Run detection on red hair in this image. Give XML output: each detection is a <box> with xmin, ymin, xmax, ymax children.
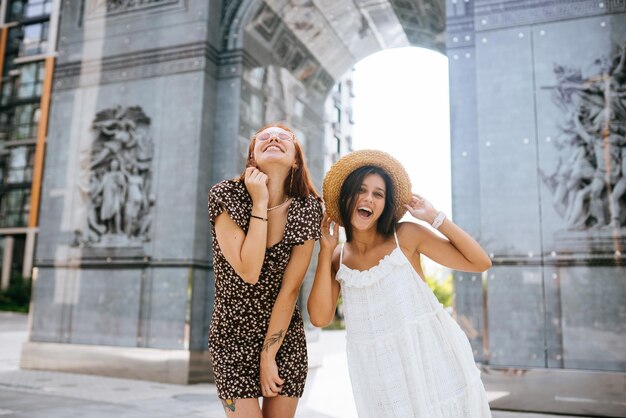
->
<box><xmin>239</xmin><ymin>123</ymin><xmax>320</xmax><ymax>199</ymax></box>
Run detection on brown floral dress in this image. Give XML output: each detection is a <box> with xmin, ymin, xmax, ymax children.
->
<box><xmin>208</xmin><ymin>179</ymin><xmax>322</xmax><ymax>400</ymax></box>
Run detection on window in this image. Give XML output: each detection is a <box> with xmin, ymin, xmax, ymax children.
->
<box><xmin>1</xmin><ymin>82</ymin><xmax>13</xmax><ymax>107</ymax></box>
<box><xmin>0</xmin><ymin>188</ymin><xmax>31</xmax><ymax>228</ymax></box>
<box><xmin>346</xmin><ymin>79</ymin><xmax>355</xmax><ymax>97</ymax></box>
<box><xmin>12</xmin><ymin>104</ymin><xmax>40</xmax><ymax>141</ymax></box>
<box><xmin>0</xmin><ymin>145</ymin><xmax>36</xmax><ymax>184</ymax></box>
<box><xmin>0</xmin><ymin>104</ymin><xmax>41</xmax><ymax>142</ymax></box>
<box><xmin>21</xmin><ymin>22</ymin><xmax>49</xmax><ymax>56</ymax></box>
<box><xmin>7</xmin><ymin>0</ymin><xmax>53</xmax><ymax>21</ymax></box>
<box><xmin>1</xmin><ymin>62</ymin><xmax>45</xmax><ymax>106</ymax></box>
<box><xmin>0</xmin><ymin>113</ymin><xmax>10</xmax><ymax>142</ymax></box>
<box><xmin>9</xmin><ymin>22</ymin><xmax>50</xmax><ymax>58</ymax></box>
<box><xmin>0</xmin><ymin>145</ymin><xmax>36</xmax><ymax>185</ymax></box>
<box><xmin>17</xmin><ymin>62</ymin><xmax>45</xmax><ymax>99</ymax></box>
<box><xmin>333</xmin><ymin>105</ymin><xmax>341</xmax><ymax>123</ymax></box>
<box><xmin>6</xmin><ymin>27</ymin><xmax>23</xmax><ymax>57</ymax></box>
<box><xmin>250</xmin><ymin>94</ymin><xmax>262</xmax><ymax>125</ymax></box>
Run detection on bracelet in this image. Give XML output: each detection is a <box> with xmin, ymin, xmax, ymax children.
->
<box><xmin>250</xmin><ymin>214</ymin><xmax>268</xmax><ymax>222</ymax></box>
<box><xmin>431</xmin><ymin>211</ymin><xmax>446</xmax><ymax>229</ymax></box>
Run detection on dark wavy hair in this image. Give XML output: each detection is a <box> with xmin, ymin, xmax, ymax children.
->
<box><xmin>339</xmin><ymin>166</ymin><xmax>397</xmax><ymax>242</ymax></box>
<box><xmin>239</xmin><ymin>123</ymin><xmax>319</xmax><ymax>198</ymax></box>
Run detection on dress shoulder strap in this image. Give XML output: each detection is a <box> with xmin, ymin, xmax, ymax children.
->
<box><xmin>339</xmin><ymin>242</ymin><xmax>345</xmax><ymax>265</ymax></box>
<box><xmin>393</xmin><ymin>228</ymin><xmax>400</xmax><ymax>248</ymax></box>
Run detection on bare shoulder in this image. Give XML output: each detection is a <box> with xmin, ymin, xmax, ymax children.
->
<box><xmin>330</xmin><ymin>245</ymin><xmax>342</xmax><ymax>273</ymax></box>
<box><xmin>397</xmin><ymin>221</ymin><xmax>428</xmax><ymax>250</ymax></box>
<box><xmin>397</xmin><ymin>221</ymin><xmax>428</xmax><ymax>236</ymax></box>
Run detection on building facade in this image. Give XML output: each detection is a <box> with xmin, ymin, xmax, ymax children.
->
<box><xmin>0</xmin><ymin>0</ymin><xmax>59</xmax><ymax>290</ymax></box>
<box><xmin>324</xmin><ymin>71</ymin><xmax>355</xmax><ymax>170</ymax></box>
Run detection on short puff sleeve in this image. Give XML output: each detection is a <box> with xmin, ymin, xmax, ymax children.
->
<box><xmin>283</xmin><ymin>195</ymin><xmax>323</xmax><ymax>246</ymax></box>
<box><xmin>208</xmin><ymin>180</ymin><xmax>251</xmax><ymax>230</ymax></box>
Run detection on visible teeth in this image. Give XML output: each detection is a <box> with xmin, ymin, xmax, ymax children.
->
<box><xmin>267</xmin><ymin>146</ymin><xmax>280</xmax><ymax>151</ymax></box>
<box><xmin>358</xmin><ymin>207</ymin><xmax>372</xmax><ymax>214</ymax></box>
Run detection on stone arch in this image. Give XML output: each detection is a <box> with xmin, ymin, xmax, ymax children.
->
<box><xmin>220</xmin><ymin>0</ymin><xmax>264</xmax><ymax>51</ymax></box>
<box><xmin>211</xmin><ymin>0</ymin><xmax>447</xmax><ymax>185</ymax></box>
<box><xmin>220</xmin><ymin>0</ymin><xmax>446</xmax><ymax>75</ymax></box>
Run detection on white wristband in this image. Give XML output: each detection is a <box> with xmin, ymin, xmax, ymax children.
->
<box><xmin>431</xmin><ymin>211</ymin><xmax>446</xmax><ymax>229</ymax></box>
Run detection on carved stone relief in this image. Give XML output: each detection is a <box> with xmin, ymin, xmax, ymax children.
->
<box><xmin>76</xmin><ymin>106</ymin><xmax>154</xmax><ymax>247</ymax></box>
<box><xmin>246</xmin><ymin>3</ymin><xmax>339</xmax><ymax>90</ymax></box>
<box><xmin>252</xmin><ymin>3</ymin><xmax>281</xmax><ymax>42</ymax></box>
<box><xmin>541</xmin><ymin>43</ymin><xmax>626</xmax><ymax>230</ymax></box>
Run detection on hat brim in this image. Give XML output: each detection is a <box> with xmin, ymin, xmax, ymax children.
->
<box><xmin>322</xmin><ymin>149</ymin><xmax>413</xmax><ymax>226</ymax></box>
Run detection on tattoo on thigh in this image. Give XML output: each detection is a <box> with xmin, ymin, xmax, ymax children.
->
<box><xmin>221</xmin><ymin>399</ymin><xmax>236</xmax><ymax>412</ymax></box>
<box><xmin>263</xmin><ymin>329</ymin><xmax>285</xmax><ymax>352</ymax></box>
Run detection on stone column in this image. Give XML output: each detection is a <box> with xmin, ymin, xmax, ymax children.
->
<box><xmin>21</xmin><ymin>0</ymin><xmax>222</xmax><ymax>384</ymax></box>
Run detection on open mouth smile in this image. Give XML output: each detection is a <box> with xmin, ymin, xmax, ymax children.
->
<box><xmin>357</xmin><ymin>206</ymin><xmax>373</xmax><ymax>219</ymax></box>
<box><xmin>264</xmin><ymin>145</ymin><xmax>284</xmax><ymax>152</ymax></box>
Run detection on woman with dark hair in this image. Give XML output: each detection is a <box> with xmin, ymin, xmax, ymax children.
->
<box><xmin>208</xmin><ymin>124</ymin><xmax>322</xmax><ymax>417</ymax></box>
<box><xmin>308</xmin><ymin>150</ymin><xmax>492</xmax><ymax>417</ymax></box>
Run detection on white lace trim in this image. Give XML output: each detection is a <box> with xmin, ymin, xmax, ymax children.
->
<box><xmin>335</xmin><ymin>247</ymin><xmax>406</xmax><ymax>288</ymax></box>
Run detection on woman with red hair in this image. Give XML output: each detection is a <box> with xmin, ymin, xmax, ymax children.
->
<box><xmin>208</xmin><ymin>124</ymin><xmax>322</xmax><ymax>417</ymax></box>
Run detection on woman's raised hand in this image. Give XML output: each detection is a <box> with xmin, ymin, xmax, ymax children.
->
<box><xmin>404</xmin><ymin>193</ymin><xmax>439</xmax><ymax>224</ymax></box>
<box><xmin>244</xmin><ymin>166</ymin><xmax>269</xmax><ymax>206</ymax></box>
<box><xmin>320</xmin><ymin>212</ymin><xmax>340</xmax><ymax>254</ymax></box>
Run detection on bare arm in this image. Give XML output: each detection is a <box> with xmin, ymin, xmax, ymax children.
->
<box><xmin>260</xmin><ymin>240</ymin><xmax>315</xmax><ymax>397</ymax></box>
<box><xmin>401</xmin><ymin>221</ymin><xmax>491</xmax><ymax>273</ymax></box>
<box><xmin>307</xmin><ymin>213</ymin><xmax>341</xmax><ymax>328</ymax></box>
<box><xmin>213</xmin><ymin>168</ymin><xmax>269</xmax><ymax>284</ymax></box>
<box><xmin>214</xmin><ymin>210</ymin><xmax>267</xmax><ymax>284</ymax></box>
<box><xmin>403</xmin><ymin>194</ymin><xmax>492</xmax><ymax>273</ymax></box>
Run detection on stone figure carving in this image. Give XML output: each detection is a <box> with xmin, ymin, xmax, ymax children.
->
<box><xmin>541</xmin><ymin>43</ymin><xmax>626</xmax><ymax>229</ymax></box>
<box><xmin>90</xmin><ymin>117</ymin><xmax>137</xmax><ymax>169</ymax></box>
<box><xmin>124</xmin><ymin>165</ymin><xmax>146</xmax><ymax>236</ymax></box>
<box><xmin>77</xmin><ymin>106</ymin><xmax>154</xmax><ymax>247</ymax></box>
<box><xmin>98</xmin><ymin>159</ymin><xmax>127</xmax><ymax>235</ymax></box>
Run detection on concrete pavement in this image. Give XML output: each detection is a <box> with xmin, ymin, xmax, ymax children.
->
<box><xmin>0</xmin><ymin>312</ymin><xmax>586</xmax><ymax>418</ymax></box>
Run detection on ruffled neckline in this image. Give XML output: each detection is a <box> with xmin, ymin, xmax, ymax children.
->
<box><xmin>336</xmin><ymin>247</ymin><xmax>407</xmax><ymax>288</ymax></box>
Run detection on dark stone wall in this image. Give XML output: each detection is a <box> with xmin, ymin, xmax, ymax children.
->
<box><xmin>448</xmin><ymin>0</ymin><xmax>626</xmax><ymax>372</ymax></box>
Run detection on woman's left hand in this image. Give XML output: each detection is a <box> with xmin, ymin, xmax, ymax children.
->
<box><xmin>260</xmin><ymin>355</ymin><xmax>284</xmax><ymax>398</ymax></box>
<box><xmin>403</xmin><ymin>193</ymin><xmax>439</xmax><ymax>224</ymax></box>
<box><xmin>320</xmin><ymin>212</ymin><xmax>340</xmax><ymax>255</ymax></box>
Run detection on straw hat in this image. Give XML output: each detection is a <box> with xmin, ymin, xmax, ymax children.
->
<box><xmin>323</xmin><ymin>149</ymin><xmax>412</xmax><ymax>225</ymax></box>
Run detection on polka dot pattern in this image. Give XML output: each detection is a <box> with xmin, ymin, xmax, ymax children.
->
<box><xmin>207</xmin><ymin>179</ymin><xmax>322</xmax><ymax>400</ymax></box>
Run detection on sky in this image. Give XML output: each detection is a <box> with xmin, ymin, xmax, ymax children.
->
<box><xmin>350</xmin><ymin>47</ymin><xmax>452</xmax><ymax>223</ymax></box>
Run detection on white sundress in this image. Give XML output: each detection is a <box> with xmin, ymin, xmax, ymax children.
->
<box><xmin>335</xmin><ymin>231</ymin><xmax>492</xmax><ymax>418</ymax></box>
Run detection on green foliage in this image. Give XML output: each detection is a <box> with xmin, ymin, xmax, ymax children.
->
<box><xmin>425</xmin><ymin>272</ymin><xmax>454</xmax><ymax>308</ymax></box>
<box><xmin>323</xmin><ymin>293</ymin><xmax>345</xmax><ymax>330</ymax></box>
<box><xmin>322</xmin><ymin>318</ymin><xmax>345</xmax><ymax>330</ymax></box>
<box><xmin>0</xmin><ymin>272</ymin><xmax>31</xmax><ymax>313</ymax></box>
